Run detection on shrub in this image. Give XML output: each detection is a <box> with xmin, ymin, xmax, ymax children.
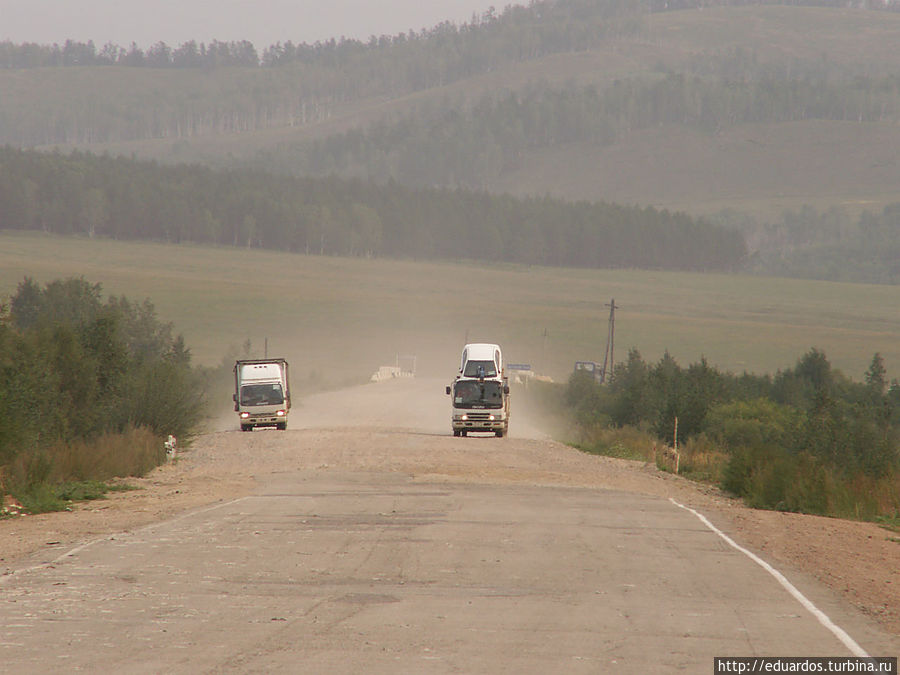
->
<box><xmin>17</xmin><ymin>483</ymin><xmax>69</xmax><ymax>514</ymax></box>
<box><xmin>15</xmin><ymin>480</ymin><xmax>135</xmax><ymax>515</ymax></box>
<box><xmin>6</xmin><ymin>427</ymin><xmax>164</xmax><ymax>513</ymax></box>
<box><xmin>561</xmin><ymin>347</ymin><xmax>900</xmax><ymax>521</ymax></box>
<box><xmin>677</xmin><ymin>433</ymin><xmax>728</xmax><ymax>484</ymax></box>
<box><xmin>705</xmin><ymin>398</ymin><xmax>802</xmax><ymax>452</ymax></box>
<box><xmin>0</xmin><ymin>276</ymin><xmax>205</xmax><ymax>513</ymax></box>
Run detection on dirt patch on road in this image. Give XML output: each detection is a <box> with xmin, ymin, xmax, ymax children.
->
<box><xmin>3</xmin><ymin>379</ymin><xmax>898</xmax><ymax>637</ymax></box>
<box><xmin>0</xmin><ymin>456</ymin><xmax>255</xmax><ymax>567</ymax></box>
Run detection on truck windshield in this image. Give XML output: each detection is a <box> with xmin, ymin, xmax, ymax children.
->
<box><xmin>240</xmin><ymin>383</ymin><xmax>285</xmax><ymax>406</ymax></box>
<box><xmin>462</xmin><ymin>360</ymin><xmax>497</xmax><ymax>378</ymax></box>
<box><xmin>453</xmin><ymin>380</ymin><xmax>504</xmax><ymax>409</ymax></box>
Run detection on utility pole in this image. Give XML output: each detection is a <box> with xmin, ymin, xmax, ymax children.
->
<box><xmin>541</xmin><ymin>327</ymin><xmax>549</xmax><ymax>372</ymax></box>
<box><xmin>600</xmin><ymin>298</ymin><xmax>619</xmax><ymax>383</ymax></box>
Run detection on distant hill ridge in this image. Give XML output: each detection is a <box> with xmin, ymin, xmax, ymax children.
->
<box><xmin>3</xmin><ymin>1</ymin><xmax>900</xmax><ymax>283</ymax></box>
<box><xmin>3</xmin><ymin>0</ymin><xmax>899</xmax><ymax>71</ymax></box>
<box><xmin>4</xmin><ymin>1</ymin><xmax>900</xmax><ymax>148</ymax></box>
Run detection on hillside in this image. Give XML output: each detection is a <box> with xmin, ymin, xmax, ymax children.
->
<box><xmin>1</xmin><ymin>4</ymin><xmax>896</xmax><ymax>218</ymax></box>
<box><xmin>3</xmin><ymin>2</ymin><xmax>900</xmax><ymax>282</ymax></box>
<box><xmin>497</xmin><ymin>120</ymin><xmax>900</xmax><ymax>217</ymax></box>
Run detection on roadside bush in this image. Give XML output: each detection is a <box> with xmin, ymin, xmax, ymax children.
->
<box><xmin>0</xmin><ymin>277</ymin><xmax>206</xmax><ymax>512</ymax></box>
<box><xmin>676</xmin><ymin>433</ymin><xmax>727</xmax><ymax>483</ymax></box>
<box><xmin>15</xmin><ymin>480</ymin><xmax>136</xmax><ymax>515</ymax></box>
<box><xmin>122</xmin><ymin>359</ymin><xmax>207</xmax><ymax>439</ymax></box>
<box><xmin>575</xmin><ymin>424</ymin><xmax>658</xmax><ymax>462</ymax></box>
<box><xmin>605</xmin><ymin>348</ymin><xmax>656</xmax><ymax>429</ymax></box>
<box><xmin>565</xmin><ymin>368</ymin><xmax>610</xmax><ymax>430</ymax></box>
<box><xmin>828</xmin><ymin>472</ymin><xmax>900</xmax><ymax>522</ymax></box>
<box><xmin>17</xmin><ymin>483</ymin><xmax>69</xmax><ymax>514</ymax></box>
<box><xmin>705</xmin><ymin>398</ymin><xmax>802</xmax><ymax>452</ymax></box>
<box><xmin>26</xmin><ymin>427</ymin><xmax>165</xmax><ymax>484</ymax></box>
<box><xmin>561</xmin><ymin>346</ymin><xmax>900</xmax><ymax>521</ymax></box>
<box><xmin>728</xmin><ymin>450</ymin><xmax>828</xmax><ymax>514</ymax></box>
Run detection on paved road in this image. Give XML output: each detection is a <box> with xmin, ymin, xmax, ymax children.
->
<box><xmin>2</xmin><ymin>379</ymin><xmax>897</xmax><ymax>672</ymax></box>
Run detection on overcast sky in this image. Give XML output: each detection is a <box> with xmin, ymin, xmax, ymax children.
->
<box><xmin>0</xmin><ymin>0</ymin><xmax>518</xmax><ymax>49</ymax></box>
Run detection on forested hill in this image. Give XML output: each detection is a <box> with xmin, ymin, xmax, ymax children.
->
<box><xmin>3</xmin><ymin>0</ymin><xmax>900</xmax><ymax>282</ymax></box>
<box><xmin>0</xmin><ymin>147</ymin><xmax>745</xmax><ymax>272</ymax></box>
<box><xmin>0</xmin><ymin>0</ymin><xmax>645</xmax><ymax>147</ymax></box>
<box><xmin>5</xmin><ymin>0</ymin><xmax>900</xmax><ymax>149</ymax></box>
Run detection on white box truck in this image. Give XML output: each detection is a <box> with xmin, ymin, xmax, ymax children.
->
<box><xmin>233</xmin><ymin>359</ymin><xmax>291</xmax><ymax>431</ymax></box>
<box><xmin>445</xmin><ymin>343</ymin><xmax>510</xmax><ymax>437</ymax></box>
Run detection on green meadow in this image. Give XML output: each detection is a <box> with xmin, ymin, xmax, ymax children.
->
<box><xmin>3</xmin><ymin>231</ymin><xmax>899</xmax><ymax>387</ymax></box>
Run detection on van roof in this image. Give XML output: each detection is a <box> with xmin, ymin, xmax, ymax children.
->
<box><xmin>464</xmin><ymin>343</ymin><xmax>501</xmax><ymax>359</ymax></box>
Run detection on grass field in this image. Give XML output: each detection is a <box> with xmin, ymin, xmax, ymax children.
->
<box><xmin>3</xmin><ymin>231</ymin><xmax>899</xmax><ymax>389</ymax></box>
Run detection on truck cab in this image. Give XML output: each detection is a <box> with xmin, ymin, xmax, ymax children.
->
<box><xmin>446</xmin><ymin>343</ymin><xmax>510</xmax><ymax>437</ymax></box>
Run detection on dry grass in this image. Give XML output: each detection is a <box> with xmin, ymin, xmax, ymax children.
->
<box><xmin>835</xmin><ymin>472</ymin><xmax>900</xmax><ymax>522</ymax></box>
<box><xmin>2</xmin><ymin>427</ymin><xmax>164</xmax><ymax>514</ymax></box>
<box><xmin>44</xmin><ymin>428</ymin><xmax>166</xmax><ymax>484</ymax></box>
<box><xmin>572</xmin><ymin>424</ymin><xmax>659</xmax><ymax>463</ymax></box>
<box><xmin>5</xmin><ymin>427</ymin><xmax>165</xmax><ymax>489</ymax></box>
<box><xmin>675</xmin><ymin>435</ymin><xmax>729</xmax><ymax>484</ymax></box>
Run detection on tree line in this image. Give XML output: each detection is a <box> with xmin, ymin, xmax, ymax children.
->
<box><xmin>254</xmin><ymin>75</ymin><xmax>900</xmax><ymax>191</ymax></box>
<box><xmin>6</xmin><ymin>61</ymin><xmax>900</xmax><ymax>158</ymax></box>
<box><xmin>2</xmin><ymin>1</ymin><xmax>897</xmax><ymax>148</ymax></box>
<box><xmin>565</xmin><ymin>348</ymin><xmax>900</xmax><ymax>519</ymax></box>
<box><xmin>0</xmin><ymin>0</ymin><xmax>640</xmax><ymax>72</ymax></box>
<box><xmin>0</xmin><ymin>278</ymin><xmax>207</xmax><ymax>511</ymax></box>
<box><xmin>716</xmin><ymin>204</ymin><xmax>900</xmax><ymax>285</ymax></box>
<box><xmin>0</xmin><ymin>146</ymin><xmax>746</xmax><ymax>271</ymax></box>
<box><xmin>0</xmin><ymin>39</ymin><xmax>260</xmax><ymax>69</ymax></box>
<box><xmin>0</xmin><ymin>0</ymin><xmax>642</xmax><ymax>147</ymax></box>
<box><xmin>3</xmin><ymin>0</ymin><xmax>897</xmax><ymax>72</ymax></box>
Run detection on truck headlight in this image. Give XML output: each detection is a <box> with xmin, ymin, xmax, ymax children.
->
<box><xmin>240</xmin><ymin>412</ymin><xmax>250</xmax><ymax>419</ymax></box>
<box><xmin>276</xmin><ymin>410</ymin><xmax>285</xmax><ymax>417</ymax></box>
<box><xmin>461</xmin><ymin>414</ymin><xmax>468</xmax><ymax>421</ymax></box>
<box><xmin>489</xmin><ymin>414</ymin><xmax>495</xmax><ymax>421</ymax></box>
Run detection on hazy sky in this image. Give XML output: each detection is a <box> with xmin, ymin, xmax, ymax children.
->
<box><xmin>0</xmin><ymin>0</ymin><xmax>517</xmax><ymax>49</ymax></box>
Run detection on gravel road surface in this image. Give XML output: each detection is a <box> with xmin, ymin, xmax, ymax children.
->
<box><xmin>1</xmin><ymin>378</ymin><xmax>897</xmax><ymax>673</ymax></box>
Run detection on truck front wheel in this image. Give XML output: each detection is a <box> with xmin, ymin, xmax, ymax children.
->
<box><xmin>276</xmin><ymin>422</ymin><xmax>287</xmax><ymax>431</ymax></box>
<box><xmin>240</xmin><ymin>424</ymin><xmax>252</xmax><ymax>432</ymax></box>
